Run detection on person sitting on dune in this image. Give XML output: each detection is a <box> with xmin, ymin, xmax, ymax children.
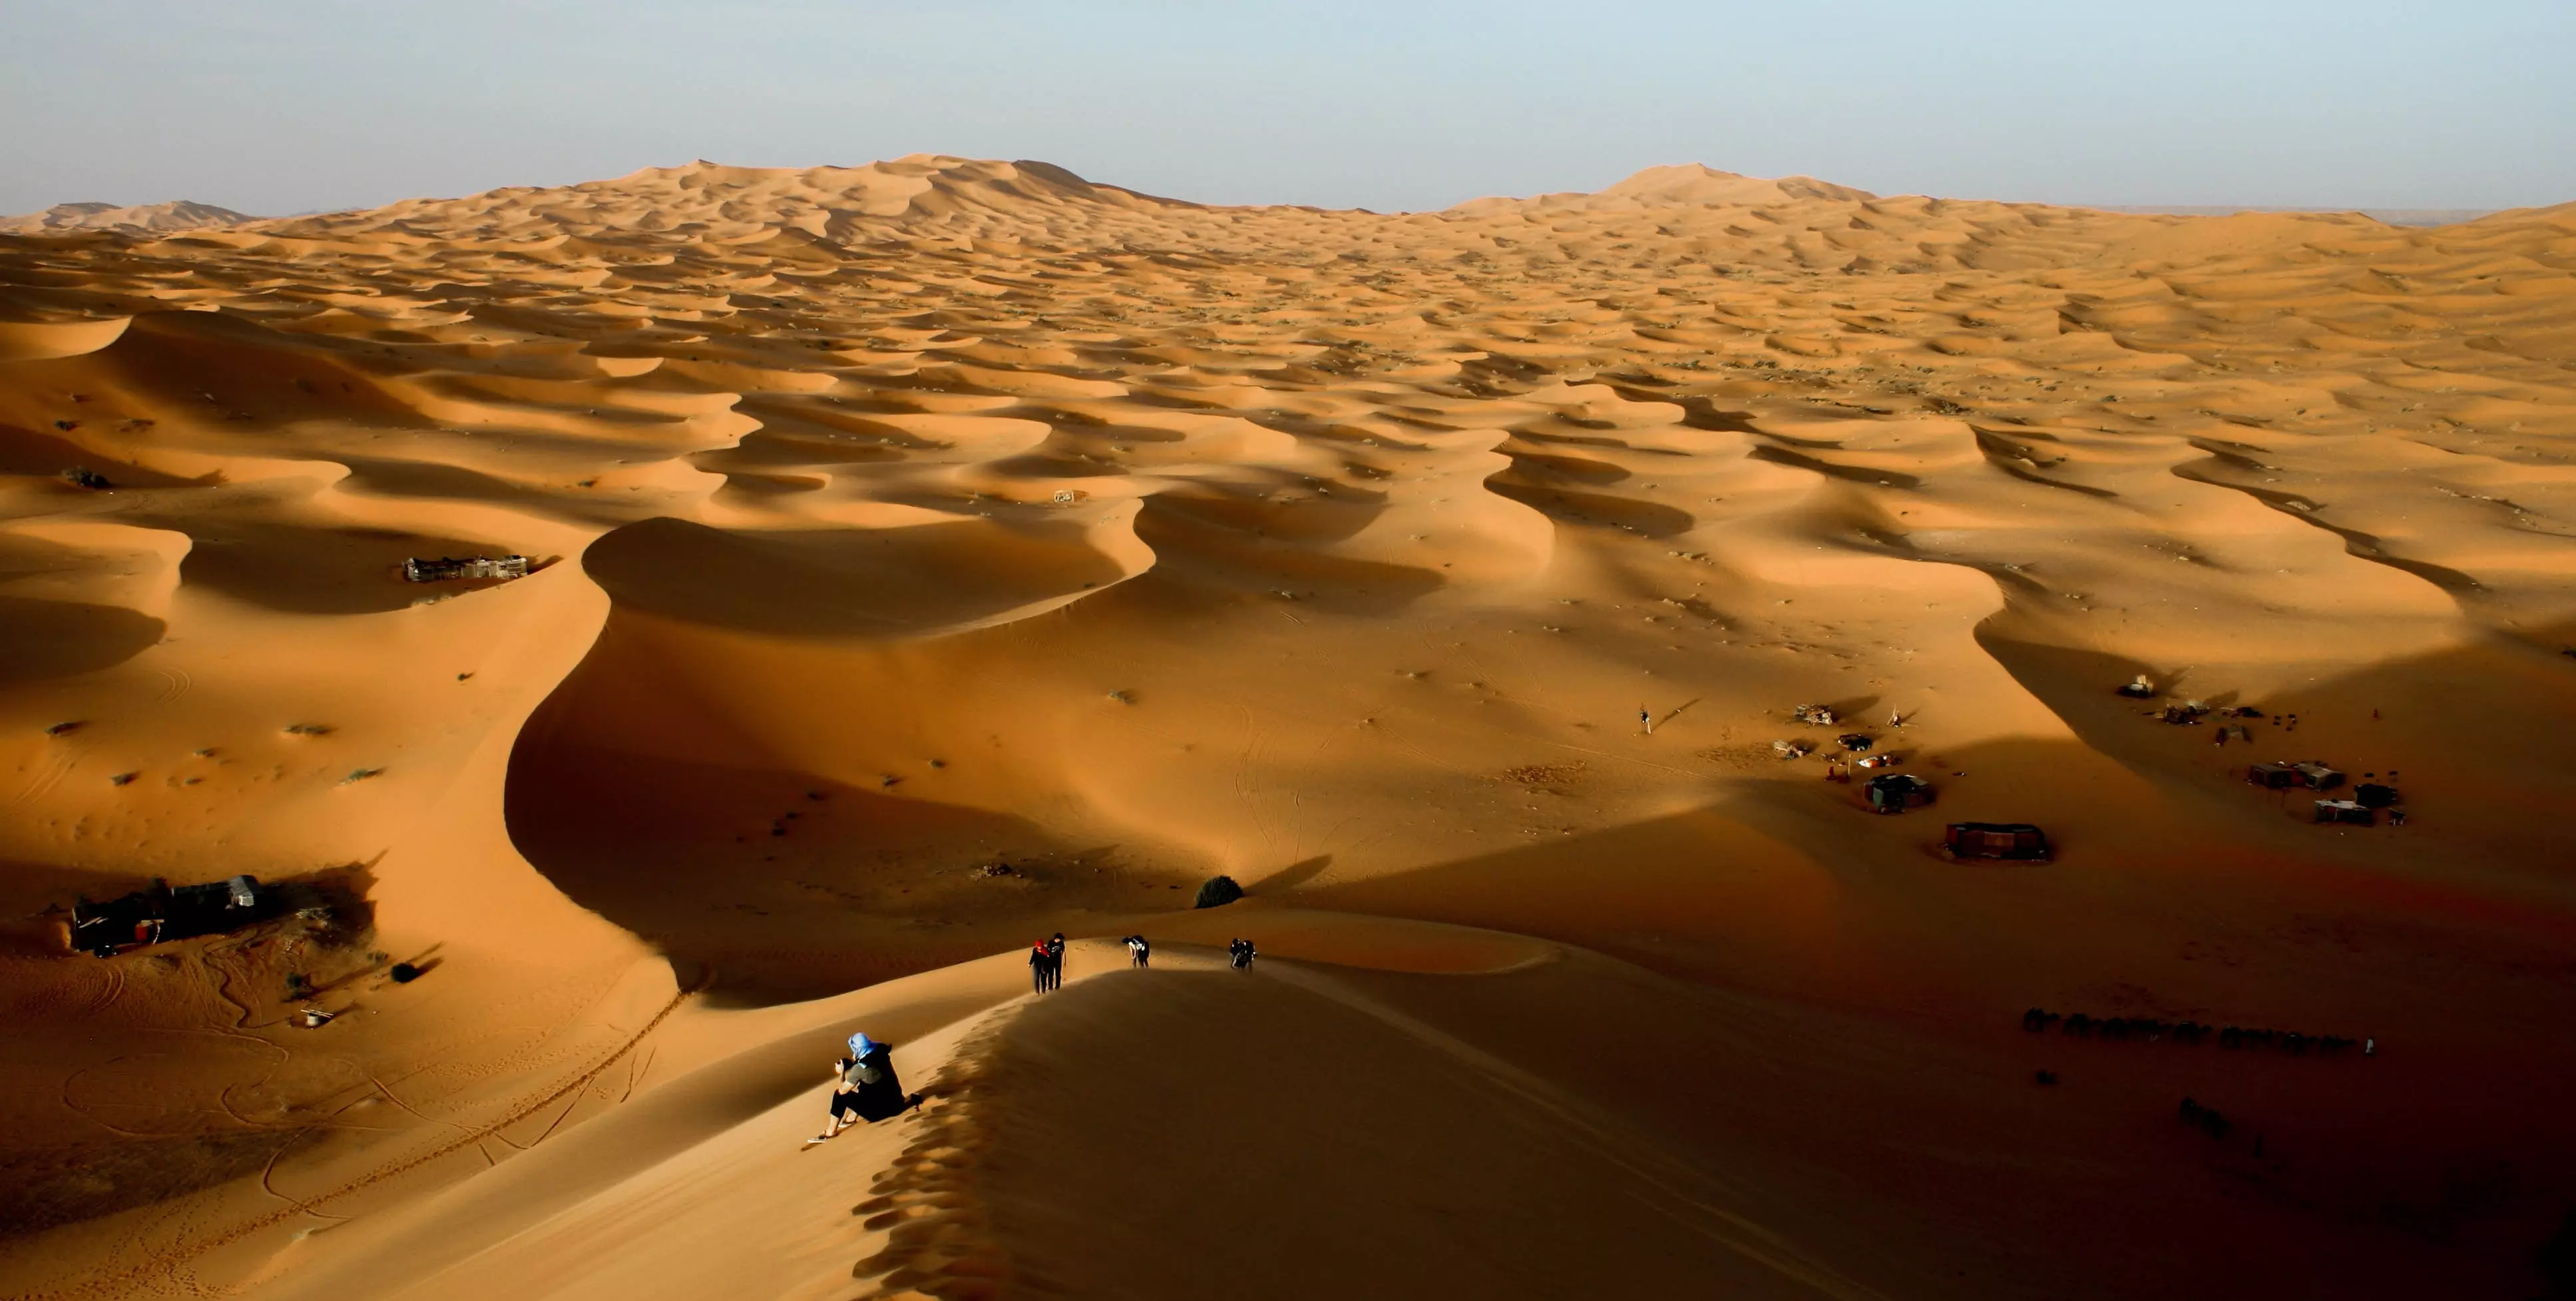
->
<box><xmin>811</xmin><ymin>1032</ymin><xmax>920</xmax><ymax>1145</ymax></box>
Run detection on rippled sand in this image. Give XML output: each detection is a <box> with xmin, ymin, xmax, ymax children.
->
<box><xmin>3</xmin><ymin>157</ymin><xmax>2573</xmax><ymax>1300</ymax></box>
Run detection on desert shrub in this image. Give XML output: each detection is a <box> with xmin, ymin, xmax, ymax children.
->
<box><xmin>1193</xmin><ymin>876</ymin><xmax>1243</xmax><ymax>910</ymax></box>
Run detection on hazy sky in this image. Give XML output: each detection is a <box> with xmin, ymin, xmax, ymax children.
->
<box><xmin>5</xmin><ymin>0</ymin><xmax>2570</xmax><ymax>216</ymax></box>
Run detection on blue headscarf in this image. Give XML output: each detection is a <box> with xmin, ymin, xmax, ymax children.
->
<box><xmin>848</xmin><ymin>1032</ymin><xmax>877</xmax><ymax>1059</ymax></box>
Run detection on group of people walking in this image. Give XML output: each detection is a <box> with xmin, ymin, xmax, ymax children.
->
<box><xmin>1030</xmin><ymin>932</ymin><xmax>1259</xmax><ymax>989</ymax></box>
<box><xmin>1028</xmin><ymin>931</ymin><xmax>1066</xmax><ymax>992</ymax></box>
<box><xmin>823</xmin><ymin>933</ymin><xmax>1259</xmax><ymax>1142</ymax></box>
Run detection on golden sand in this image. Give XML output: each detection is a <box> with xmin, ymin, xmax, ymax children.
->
<box><xmin>2</xmin><ymin>156</ymin><xmax>2573</xmax><ymax>1298</ymax></box>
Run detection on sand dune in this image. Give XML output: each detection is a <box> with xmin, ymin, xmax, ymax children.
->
<box><xmin>0</xmin><ymin>202</ymin><xmax>259</xmax><ymax>236</ymax></box>
<box><xmin>2</xmin><ymin>158</ymin><xmax>2574</xmax><ymax>1298</ymax></box>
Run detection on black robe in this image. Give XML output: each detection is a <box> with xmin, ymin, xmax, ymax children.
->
<box><xmin>840</xmin><ymin>1043</ymin><xmax>910</xmax><ymax>1122</ymax></box>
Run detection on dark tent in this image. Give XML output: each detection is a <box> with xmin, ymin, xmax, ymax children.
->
<box><xmin>1865</xmin><ymin>773</ymin><xmax>1934</xmax><ymax>813</ymax></box>
<box><xmin>71</xmin><ymin>875</ymin><xmax>268</xmax><ymax>957</ymax></box>
<box><xmin>2247</xmin><ymin>762</ymin><xmax>2300</xmax><ymax>789</ymax></box>
<box><xmin>1943</xmin><ymin>822</ymin><xmax>2052</xmax><ymax>862</ymax></box>
<box><xmin>2292</xmin><ymin>762</ymin><xmax>2346</xmax><ymax>790</ymax></box>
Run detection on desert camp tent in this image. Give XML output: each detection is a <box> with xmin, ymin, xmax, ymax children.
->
<box><xmin>71</xmin><ymin>875</ymin><xmax>268</xmax><ymax>957</ymax></box>
<box><xmin>1942</xmin><ymin>822</ymin><xmax>2052</xmax><ymax>862</ymax></box>
<box><xmin>403</xmin><ymin>555</ymin><xmax>529</xmax><ymax>583</ymax></box>
<box><xmin>1865</xmin><ymin>772</ymin><xmax>1934</xmax><ymax>813</ymax></box>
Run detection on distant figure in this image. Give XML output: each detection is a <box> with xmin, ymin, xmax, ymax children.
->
<box><xmin>1046</xmin><ymin>933</ymin><xmax>1067</xmax><ymax>991</ymax></box>
<box><xmin>1125</xmin><ymin>934</ymin><xmax>1150</xmax><ymax>968</ymax></box>
<box><xmin>1229</xmin><ymin>937</ymin><xmax>1256</xmax><ymax>969</ymax></box>
<box><xmin>2365</xmin><ymin>1037</ymin><xmax>2376</xmax><ymax>1057</ymax></box>
<box><xmin>1028</xmin><ymin>940</ymin><xmax>1052</xmax><ymax>993</ymax></box>
<box><xmin>811</xmin><ymin>1032</ymin><xmax>919</xmax><ymax>1144</ymax></box>
<box><xmin>1639</xmin><ymin>706</ymin><xmax>1652</xmax><ymax>736</ymax></box>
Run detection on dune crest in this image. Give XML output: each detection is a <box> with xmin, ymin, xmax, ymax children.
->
<box><xmin>3</xmin><ymin>154</ymin><xmax>2574</xmax><ymax>1300</ymax></box>
<box><xmin>1451</xmin><ymin>162</ymin><xmax>1879</xmax><ymax>215</ymax></box>
<box><xmin>0</xmin><ymin>200</ymin><xmax>260</xmax><ymax>235</ymax></box>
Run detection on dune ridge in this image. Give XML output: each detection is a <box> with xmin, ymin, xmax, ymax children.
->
<box><xmin>2</xmin><ymin>156</ymin><xmax>2574</xmax><ymax>1299</ymax></box>
<box><xmin>0</xmin><ymin>202</ymin><xmax>260</xmax><ymax>237</ymax></box>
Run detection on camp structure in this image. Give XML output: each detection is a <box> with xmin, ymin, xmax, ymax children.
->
<box><xmin>2354</xmin><ymin>782</ymin><xmax>2401</xmax><ymax>809</ymax></box>
<box><xmin>402</xmin><ymin>554</ymin><xmax>530</xmax><ymax>583</ymax></box>
<box><xmin>1791</xmin><ymin>703</ymin><xmax>1838</xmax><ymax>726</ymax></box>
<box><xmin>2313</xmin><ymin>799</ymin><xmax>2375</xmax><ymax>827</ymax></box>
<box><xmin>2116</xmin><ymin>674</ymin><xmax>2156</xmax><ymax>699</ymax></box>
<box><xmin>2248</xmin><ymin>760</ymin><xmax>2344</xmax><ymax>791</ymax></box>
<box><xmin>1942</xmin><ymin>822</ymin><xmax>2053</xmax><ymax>862</ymax></box>
<box><xmin>1865</xmin><ymin>772</ymin><xmax>1935</xmax><ymax>814</ymax></box>
<box><xmin>70</xmin><ymin>875</ymin><xmax>270</xmax><ymax>957</ymax></box>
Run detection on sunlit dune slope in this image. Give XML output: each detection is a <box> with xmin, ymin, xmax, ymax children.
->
<box><xmin>2</xmin><ymin>156</ymin><xmax>2575</xmax><ymax>1299</ymax></box>
<box><xmin>214</xmin><ymin>927</ymin><xmax>2531</xmax><ymax>1301</ymax></box>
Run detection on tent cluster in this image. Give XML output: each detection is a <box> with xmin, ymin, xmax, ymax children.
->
<box><xmin>402</xmin><ymin>555</ymin><xmax>529</xmax><ymax>583</ymax></box>
<box><xmin>71</xmin><ymin>876</ymin><xmax>269</xmax><ymax>957</ymax></box>
<box><xmin>2023</xmin><ymin>1007</ymin><xmax>2368</xmax><ymax>1057</ymax></box>
<box><xmin>2248</xmin><ymin>762</ymin><xmax>2406</xmax><ymax>826</ymax></box>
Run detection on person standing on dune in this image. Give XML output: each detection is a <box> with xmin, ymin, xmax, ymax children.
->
<box><xmin>1029</xmin><ymin>939</ymin><xmax>1052</xmax><ymax>994</ymax></box>
<box><xmin>1126</xmin><ymin>934</ymin><xmax>1150</xmax><ymax>968</ymax></box>
<box><xmin>1046</xmin><ymin>932</ymin><xmax>1066</xmax><ymax>990</ymax></box>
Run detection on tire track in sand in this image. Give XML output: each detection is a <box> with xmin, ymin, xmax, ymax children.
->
<box><xmin>1</xmin><ymin>966</ymin><xmax>708</xmax><ymax>1301</ymax></box>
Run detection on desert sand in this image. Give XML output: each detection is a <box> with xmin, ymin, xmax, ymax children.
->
<box><xmin>0</xmin><ymin>203</ymin><xmax>259</xmax><ymax>238</ymax></box>
<box><xmin>1</xmin><ymin>155</ymin><xmax>2573</xmax><ymax>1299</ymax></box>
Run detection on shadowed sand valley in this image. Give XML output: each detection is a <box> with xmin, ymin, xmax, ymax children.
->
<box><xmin>3</xmin><ymin>156</ymin><xmax>2575</xmax><ymax>1299</ymax></box>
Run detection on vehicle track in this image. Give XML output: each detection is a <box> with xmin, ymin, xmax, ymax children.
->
<box><xmin>3</xmin><ymin>965</ymin><xmax>707</xmax><ymax>1301</ymax></box>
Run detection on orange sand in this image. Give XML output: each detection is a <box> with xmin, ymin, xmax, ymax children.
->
<box><xmin>2</xmin><ymin>156</ymin><xmax>2573</xmax><ymax>1299</ymax></box>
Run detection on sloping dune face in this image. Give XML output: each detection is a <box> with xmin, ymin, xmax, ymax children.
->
<box><xmin>3</xmin><ymin>156</ymin><xmax>2576</xmax><ymax>1298</ymax></box>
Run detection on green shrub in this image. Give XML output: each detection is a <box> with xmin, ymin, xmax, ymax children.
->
<box><xmin>1193</xmin><ymin>875</ymin><xmax>1244</xmax><ymax>909</ymax></box>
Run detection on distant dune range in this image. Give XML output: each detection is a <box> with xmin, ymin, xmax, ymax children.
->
<box><xmin>3</xmin><ymin>156</ymin><xmax>2575</xmax><ymax>1300</ymax></box>
<box><xmin>0</xmin><ymin>201</ymin><xmax>259</xmax><ymax>236</ymax></box>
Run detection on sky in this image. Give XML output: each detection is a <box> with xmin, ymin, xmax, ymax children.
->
<box><xmin>4</xmin><ymin>0</ymin><xmax>2571</xmax><ymax>217</ymax></box>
